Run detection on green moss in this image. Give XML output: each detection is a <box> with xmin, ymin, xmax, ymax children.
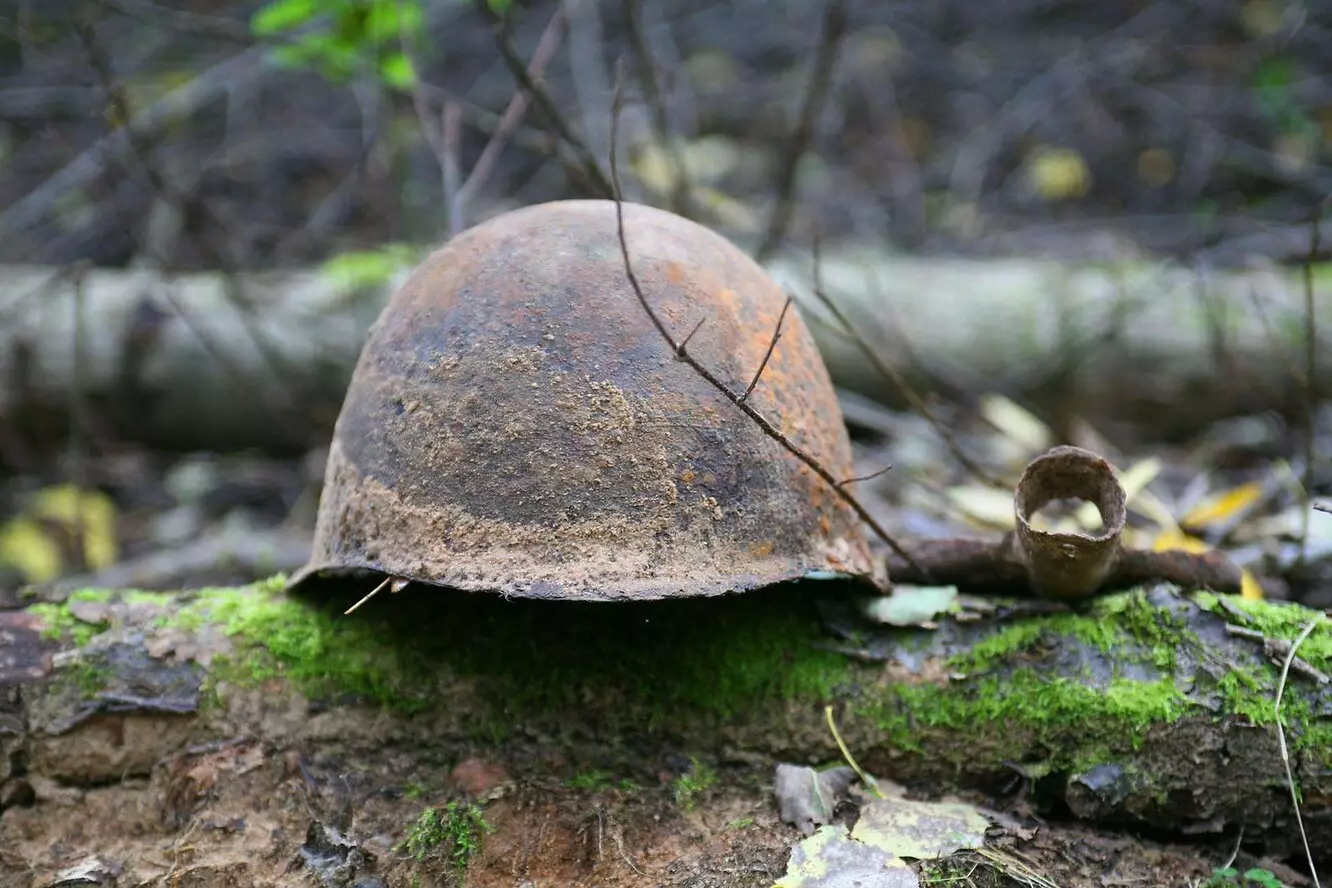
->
<box><xmin>29</xmin><ymin>587</ymin><xmax>183</xmax><ymax>646</ymax></box>
<box><xmin>65</xmin><ymin>658</ymin><xmax>111</xmax><ymax>696</ymax></box>
<box><xmin>29</xmin><ymin>602</ymin><xmax>103</xmax><ymax>646</ymax></box>
<box><xmin>177</xmin><ymin>575</ymin><xmax>854</xmax><ymax>724</ymax></box>
<box><xmin>1190</xmin><ymin>593</ymin><xmax>1332</xmax><ymax>750</ymax></box>
<box><xmin>945</xmin><ymin>590</ymin><xmax>1190</xmax><ymax>677</ymax></box>
<box><xmin>1196</xmin><ymin>593</ymin><xmax>1332</xmax><ymax>669</ymax></box>
<box><xmin>565</xmin><ymin>769</ymin><xmax>614</xmax><ymax>791</ymax></box>
<box><xmin>862</xmin><ymin>669</ymin><xmax>1186</xmax><ymax>768</ymax></box>
<box><xmin>77</xmin><ymin>576</ymin><xmax>1323</xmax><ymax>777</ymax></box>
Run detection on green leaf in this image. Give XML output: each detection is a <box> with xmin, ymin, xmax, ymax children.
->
<box><xmin>365</xmin><ymin>0</ymin><xmax>423</xmax><ymax>42</ymax></box>
<box><xmin>322</xmin><ymin>244</ymin><xmax>420</xmax><ymax>292</ymax></box>
<box><xmin>251</xmin><ymin>0</ymin><xmax>321</xmax><ymax>35</ymax></box>
<box><xmin>487</xmin><ymin>0</ymin><xmax>514</xmax><ymax>14</ymax></box>
<box><xmin>378</xmin><ymin>52</ymin><xmax>416</xmax><ymax>89</ymax></box>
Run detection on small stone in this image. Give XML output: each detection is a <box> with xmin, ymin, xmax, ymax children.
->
<box><xmin>450</xmin><ymin>758</ymin><xmax>512</xmax><ymax>798</ymax></box>
<box><xmin>42</xmin><ymin>854</ymin><xmax>122</xmax><ymax>886</ymax></box>
<box><xmin>66</xmin><ymin>599</ymin><xmax>111</xmax><ymax>626</ymax></box>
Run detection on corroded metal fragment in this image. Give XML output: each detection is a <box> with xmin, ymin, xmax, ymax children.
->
<box><xmin>289</xmin><ymin>199</ymin><xmax>876</xmax><ymax>600</ymax></box>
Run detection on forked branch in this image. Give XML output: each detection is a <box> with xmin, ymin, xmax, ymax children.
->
<box><xmin>475</xmin><ymin>0</ymin><xmax>614</xmax><ymax>199</ymax></box>
<box><xmin>608</xmin><ymin>62</ymin><xmax>922</xmax><ymax>575</ymax></box>
<box><xmin>808</xmin><ymin>236</ymin><xmax>1006</xmax><ymax>489</ymax></box>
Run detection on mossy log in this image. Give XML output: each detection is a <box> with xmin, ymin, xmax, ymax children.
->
<box><xmin>1</xmin><ymin>576</ymin><xmax>1330</xmax><ymax>874</ymax></box>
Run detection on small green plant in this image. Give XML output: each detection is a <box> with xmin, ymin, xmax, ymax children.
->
<box><xmin>402</xmin><ymin>801</ymin><xmax>494</xmax><ymax>878</ymax></box>
<box><xmin>249</xmin><ymin>0</ymin><xmax>423</xmax><ymax>89</ymax></box>
<box><xmin>1201</xmin><ymin>867</ymin><xmax>1286</xmax><ymax>888</ymax></box>
<box><xmin>565</xmin><ymin>769</ymin><xmax>614</xmax><ymax>791</ymax></box>
<box><xmin>1251</xmin><ymin>57</ymin><xmax>1317</xmax><ymax>142</ymax></box>
<box><xmin>321</xmin><ymin>243</ymin><xmax>420</xmax><ymax>293</ymax></box>
<box><xmin>672</xmin><ymin>757</ymin><xmax>717</xmax><ymax>812</ymax></box>
<box><xmin>249</xmin><ymin>0</ymin><xmax>515</xmax><ymax>90</ymax></box>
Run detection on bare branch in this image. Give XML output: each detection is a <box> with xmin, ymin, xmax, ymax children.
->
<box><xmin>1296</xmin><ymin>196</ymin><xmax>1327</xmax><ymax>574</ymax></box>
<box><xmin>623</xmin><ymin>0</ymin><xmax>691</xmax><ymax>216</ymax></box>
<box><xmin>808</xmin><ymin>235</ymin><xmax>1007</xmax><ymax>490</ymax></box>
<box><xmin>678</xmin><ymin>317</ymin><xmax>707</xmax><ymax>354</ymax></box>
<box><xmin>442</xmin><ymin>101</ymin><xmax>464</xmax><ymax>237</ymax></box>
<box><xmin>754</xmin><ymin>0</ymin><xmax>847</xmax><ymax>263</ymax></box>
<box><xmin>740</xmin><ymin>295</ymin><xmax>793</xmax><ymax>404</ymax></box>
<box><xmin>475</xmin><ymin>0</ymin><xmax>614</xmax><ymax>199</ymax></box>
<box><xmin>837</xmin><ymin>465</ymin><xmax>892</xmax><ymax>487</ymax></box>
<box><xmin>457</xmin><ymin>2</ymin><xmax>569</xmax><ymax>228</ymax></box>
<box><xmin>609</xmin><ymin>59</ymin><xmax>922</xmax><ymax>577</ymax></box>
<box><xmin>74</xmin><ymin>21</ymin><xmax>307</xmax><ymax>446</ymax></box>
<box><xmin>0</xmin><ymin>44</ymin><xmax>271</xmax><ymax>242</ymax></box>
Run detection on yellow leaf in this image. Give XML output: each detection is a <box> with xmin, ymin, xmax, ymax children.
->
<box><xmin>1076</xmin><ymin>456</ymin><xmax>1161</xmax><ymax>530</ymax></box>
<box><xmin>1183</xmin><ymin>482</ymin><xmax>1264</xmax><ymax>528</ymax></box>
<box><xmin>0</xmin><ymin>485</ymin><xmax>120</xmax><ymax>582</ymax></box>
<box><xmin>0</xmin><ymin>518</ymin><xmax>63</xmax><ymax>583</ymax></box>
<box><xmin>947</xmin><ymin>484</ymin><xmax>1017</xmax><ymax>530</ymax></box>
<box><xmin>1151</xmin><ymin>527</ymin><xmax>1211</xmax><ymax>555</ymax></box>
<box><xmin>1026</xmin><ymin>146</ymin><xmax>1091</xmax><ymax>201</ymax></box>
<box><xmin>1240</xmin><ymin>569</ymin><xmax>1264</xmax><ymax>601</ymax></box>
<box><xmin>978</xmin><ymin>394</ymin><xmax>1052</xmax><ymax>453</ymax></box>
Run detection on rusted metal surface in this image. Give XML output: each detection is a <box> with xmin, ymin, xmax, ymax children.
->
<box><xmin>289</xmin><ymin>199</ymin><xmax>877</xmax><ymax>600</ymax></box>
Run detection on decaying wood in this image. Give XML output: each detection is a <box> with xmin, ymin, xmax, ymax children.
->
<box><xmin>0</xmin><ymin>577</ymin><xmax>1329</xmax><ymax>884</ymax></box>
<box><xmin>1</xmin><ymin>250</ymin><xmax>1327</xmax><ymax>454</ymax></box>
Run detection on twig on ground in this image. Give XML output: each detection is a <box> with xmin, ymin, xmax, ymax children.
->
<box><xmin>623</xmin><ymin>0</ymin><xmax>691</xmax><ymax>217</ymax></box>
<box><xmin>1273</xmin><ymin>616</ymin><xmax>1325</xmax><ymax>888</ymax></box>
<box><xmin>1296</xmin><ymin>198</ymin><xmax>1326</xmax><ymax>574</ymax></box>
<box><xmin>883</xmin><ymin>535</ymin><xmax>1248</xmax><ymax>599</ymax></box>
<box><xmin>345</xmin><ymin>575</ymin><xmax>393</xmax><ymax>616</ymax></box>
<box><xmin>1224</xmin><ymin>626</ymin><xmax>1330</xmax><ymax>683</ymax></box>
<box><xmin>608</xmin><ymin>59</ymin><xmax>922</xmax><ymax>575</ymax></box>
<box><xmin>808</xmin><ymin>236</ymin><xmax>1006</xmax><ymax>489</ymax></box>
<box><xmin>754</xmin><ymin>0</ymin><xmax>847</xmax><ymax>263</ymax></box>
<box><xmin>475</xmin><ymin>0</ymin><xmax>613</xmax><ymax>199</ymax></box>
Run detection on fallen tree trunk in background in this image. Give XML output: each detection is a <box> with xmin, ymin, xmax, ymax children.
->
<box><xmin>1</xmin><ymin>249</ymin><xmax>1327</xmax><ymax>455</ymax></box>
<box><xmin>0</xmin><ymin>575</ymin><xmax>1329</xmax><ymax>886</ymax></box>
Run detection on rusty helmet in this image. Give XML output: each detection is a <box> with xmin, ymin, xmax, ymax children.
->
<box><xmin>288</xmin><ymin>199</ymin><xmax>877</xmax><ymax>601</ymax></box>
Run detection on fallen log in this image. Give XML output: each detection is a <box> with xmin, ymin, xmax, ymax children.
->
<box><xmin>0</xmin><ymin>574</ymin><xmax>1328</xmax><ymax>885</ymax></box>
<box><xmin>1</xmin><ymin>249</ymin><xmax>1327</xmax><ymax>456</ymax></box>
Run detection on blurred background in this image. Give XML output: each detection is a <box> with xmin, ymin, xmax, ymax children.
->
<box><xmin>0</xmin><ymin>0</ymin><xmax>1329</xmax><ymax>603</ymax></box>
